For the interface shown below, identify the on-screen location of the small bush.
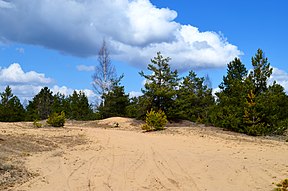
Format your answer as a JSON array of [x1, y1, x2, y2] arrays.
[[33, 120, 42, 128], [47, 111, 65, 127], [273, 178, 288, 191], [142, 109, 168, 131]]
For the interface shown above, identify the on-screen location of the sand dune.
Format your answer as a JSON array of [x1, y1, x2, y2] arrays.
[[1, 118, 287, 191]]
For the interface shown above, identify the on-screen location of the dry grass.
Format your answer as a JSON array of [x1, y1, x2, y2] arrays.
[[0, 124, 87, 190]]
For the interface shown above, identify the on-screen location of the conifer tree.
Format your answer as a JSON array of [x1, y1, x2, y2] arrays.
[[98, 81, 129, 118], [243, 90, 265, 135], [176, 71, 214, 123], [248, 49, 273, 95], [68, 90, 94, 120], [26, 87, 53, 120], [0, 86, 25, 122], [52, 93, 69, 114], [214, 58, 248, 131], [139, 52, 179, 119]]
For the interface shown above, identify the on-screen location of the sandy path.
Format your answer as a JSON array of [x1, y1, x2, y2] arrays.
[[13, 126, 288, 191]]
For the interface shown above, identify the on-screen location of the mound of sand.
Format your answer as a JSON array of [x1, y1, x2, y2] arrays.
[[97, 117, 144, 129]]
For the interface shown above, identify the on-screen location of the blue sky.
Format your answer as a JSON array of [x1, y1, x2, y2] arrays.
[[0, 0, 287, 103]]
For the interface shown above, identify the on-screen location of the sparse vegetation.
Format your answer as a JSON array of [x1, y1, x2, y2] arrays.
[[0, 129, 87, 190]]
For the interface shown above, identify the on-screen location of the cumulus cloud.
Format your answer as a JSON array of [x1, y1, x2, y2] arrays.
[[269, 67, 288, 92], [76, 65, 95, 72], [0, 63, 97, 102], [129, 91, 142, 98], [52, 85, 97, 103], [5, 85, 43, 101], [0, 63, 52, 85], [0, 0, 241, 71]]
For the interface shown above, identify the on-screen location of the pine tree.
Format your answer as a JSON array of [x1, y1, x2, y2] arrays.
[[139, 52, 179, 119], [213, 58, 248, 131], [52, 93, 70, 115], [98, 81, 129, 118], [0, 86, 25, 122], [176, 70, 214, 123], [68, 91, 94, 120], [243, 90, 266, 135], [254, 82, 288, 135], [249, 49, 273, 95], [26, 87, 54, 120]]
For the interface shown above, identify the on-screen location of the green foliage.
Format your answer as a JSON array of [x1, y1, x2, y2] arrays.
[[25, 88, 94, 121], [98, 80, 130, 119], [126, 96, 142, 118], [213, 58, 248, 132], [68, 90, 94, 120], [47, 111, 65, 127], [249, 48, 273, 95], [142, 109, 168, 131], [243, 90, 262, 134], [26, 87, 53, 120], [33, 120, 42, 128], [0, 86, 25, 122], [175, 70, 214, 123], [211, 49, 288, 136], [52, 93, 70, 115], [139, 52, 179, 119], [273, 178, 288, 191]]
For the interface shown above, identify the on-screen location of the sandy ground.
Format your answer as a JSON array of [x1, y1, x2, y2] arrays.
[[1, 118, 288, 191]]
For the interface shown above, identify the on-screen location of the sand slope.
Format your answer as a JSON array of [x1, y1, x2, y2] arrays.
[[1, 119, 287, 191]]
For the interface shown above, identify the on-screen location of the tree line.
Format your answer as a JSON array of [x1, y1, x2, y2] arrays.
[[95, 49, 288, 136], [0, 47, 287, 136], [0, 86, 94, 122]]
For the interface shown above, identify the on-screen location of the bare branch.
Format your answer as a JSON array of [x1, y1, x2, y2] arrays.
[[92, 40, 117, 96]]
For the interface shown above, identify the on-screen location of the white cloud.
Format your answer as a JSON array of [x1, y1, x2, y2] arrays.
[[3, 85, 43, 101], [0, 0, 241, 71], [0, 63, 97, 103], [0, 63, 52, 85], [269, 67, 288, 92], [212, 87, 221, 97], [52, 85, 97, 104], [76, 65, 95, 72], [0, 0, 13, 9], [129, 91, 142, 98]]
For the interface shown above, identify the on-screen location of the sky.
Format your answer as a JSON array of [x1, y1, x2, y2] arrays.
[[0, 0, 288, 104]]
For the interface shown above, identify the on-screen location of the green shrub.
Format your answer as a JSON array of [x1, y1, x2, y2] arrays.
[[33, 120, 42, 128], [142, 109, 168, 131], [244, 123, 267, 136], [273, 119, 288, 135], [273, 178, 288, 191], [47, 111, 65, 127]]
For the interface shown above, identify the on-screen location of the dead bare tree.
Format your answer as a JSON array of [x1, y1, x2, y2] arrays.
[[92, 40, 117, 97]]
